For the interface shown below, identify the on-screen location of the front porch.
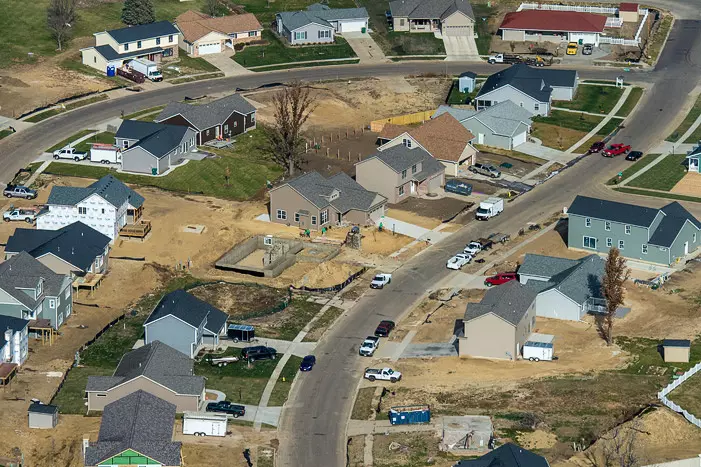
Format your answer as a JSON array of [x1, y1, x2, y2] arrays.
[[409, 19, 440, 32]]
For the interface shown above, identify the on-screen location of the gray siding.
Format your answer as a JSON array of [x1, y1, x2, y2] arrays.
[[669, 220, 700, 264], [464, 119, 514, 149], [534, 289, 582, 321], [476, 86, 549, 116], [145, 315, 198, 358], [0, 302, 29, 321], [121, 147, 162, 174], [287, 23, 335, 45], [28, 412, 57, 429], [115, 137, 138, 150], [551, 86, 574, 101]]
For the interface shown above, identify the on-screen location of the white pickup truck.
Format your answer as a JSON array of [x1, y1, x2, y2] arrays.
[[364, 367, 402, 383], [370, 273, 392, 289], [359, 336, 380, 357], [3, 208, 38, 223], [53, 147, 87, 161]]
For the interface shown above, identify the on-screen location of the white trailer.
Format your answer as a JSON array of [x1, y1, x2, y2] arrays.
[[522, 341, 553, 361], [90, 143, 122, 164], [183, 411, 228, 437], [475, 197, 504, 221]]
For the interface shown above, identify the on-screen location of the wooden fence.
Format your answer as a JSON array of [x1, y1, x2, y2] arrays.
[[658, 362, 701, 428], [370, 110, 436, 132]]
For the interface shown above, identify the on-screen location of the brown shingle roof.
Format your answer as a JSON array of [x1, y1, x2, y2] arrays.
[[379, 123, 412, 141], [176, 11, 263, 43], [407, 113, 475, 163]]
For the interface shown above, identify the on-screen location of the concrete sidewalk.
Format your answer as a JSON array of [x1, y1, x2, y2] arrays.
[[222, 338, 316, 358]]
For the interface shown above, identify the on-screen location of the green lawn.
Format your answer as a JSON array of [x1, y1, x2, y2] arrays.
[[615, 87, 644, 117], [250, 59, 360, 71], [238, 0, 355, 24], [51, 367, 114, 414], [170, 72, 225, 84], [667, 94, 701, 142], [267, 356, 303, 406], [256, 298, 325, 341], [555, 85, 624, 114], [616, 337, 701, 375], [303, 306, 345, 342], [25, 95, 109, 123], [46, 129, 97, 152], [627, 153, 688, 191], [533, 110, 603, 133], [233, 30, 356, 67], [446, 81, 470, 105], [174, 54, 220, 73], [597, 117, 625, 136], [123, 105, 166, 120], [615, 187, 701, 203], [41, 128, 283, 201], [74, 132, 116, 153], [25, 108, 64, 123], [668, 372, 701, 417], [473, 3, 496, 55], [606, 154, 659, 185], [0, 129, 15, 140]]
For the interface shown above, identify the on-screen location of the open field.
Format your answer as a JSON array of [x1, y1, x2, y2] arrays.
[[351, 387, 377, 420], [531, 123, 588, 150], [667, 371, 701, 418], [556, 85, 624, 114], [374, 432, 460, 467], [234, 30, 356, 67], [626, 153, 687, 191], [667, 94, 701, 142]]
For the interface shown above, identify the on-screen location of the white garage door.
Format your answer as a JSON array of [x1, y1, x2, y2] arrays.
[[443, 26, 472, 36], [512, 131, 527, 148], [197, 42, 221, 55], [339, 20, 367, 32]]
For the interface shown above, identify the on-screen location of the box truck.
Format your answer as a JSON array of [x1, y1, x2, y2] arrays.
[[522, 341, 553, 362], [128, 58, 163, 82], [475, 197, 504, 221], [183, 411, 228, 437], [90, 143, 122, 164]]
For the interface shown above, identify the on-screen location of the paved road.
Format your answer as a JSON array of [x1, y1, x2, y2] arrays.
[[277, 17, 701, 467]]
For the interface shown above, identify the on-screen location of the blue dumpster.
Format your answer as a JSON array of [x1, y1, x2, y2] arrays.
[[389, 405, 431, 425], [106, 65, 116, 77], [444, 179, 472, 196]]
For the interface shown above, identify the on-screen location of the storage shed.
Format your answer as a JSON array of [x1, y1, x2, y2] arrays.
[[618, 3, 639, 23], [663, 339, 691, 363], [458, 71, 477, 93], [28, 402, 58, 429]]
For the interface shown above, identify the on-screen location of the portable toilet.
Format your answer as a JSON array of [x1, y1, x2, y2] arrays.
[[458, 71, 477, 93], [106, 65, 116, 77]]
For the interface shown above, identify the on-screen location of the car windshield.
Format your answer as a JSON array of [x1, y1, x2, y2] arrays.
[[303, 357, 314, 363], [373, 276, 383, 281], [477, 208, 489, 214], [386, 369, 394, 375]]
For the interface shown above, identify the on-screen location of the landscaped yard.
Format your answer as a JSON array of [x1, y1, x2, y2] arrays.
[[668, 371, 701, 417], [534, 110, 603, 133], [25, 95, 109, 123], [46, 129, 97, 152], [446, 81, 471, 105], [267, 356, 304, 406], [615, 87, 644, 117], [123, 106, 166, 120], [627, 153, 687, 191], [473, 3, 496, 55], [0, 129, 15, 140], [597, 117, 625, 137], [606, 154, 659, 185], [233, 30, 356, 67], [531, 110, 604, 149], [74, 132, 117, 153], [667, 94, 701, 142], [41, 128, 283, 201], [555, 85, 624, 114]]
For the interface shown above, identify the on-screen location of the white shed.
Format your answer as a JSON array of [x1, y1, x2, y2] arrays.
[[458, 71, 477, 93], [183, 411, 228, 437], [28, 402, 59, 429]]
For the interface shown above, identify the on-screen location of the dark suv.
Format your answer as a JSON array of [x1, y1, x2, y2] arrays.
[[241, 346, 277, 362], [206, 401, 246, 417], [374, 320, 396, 337]]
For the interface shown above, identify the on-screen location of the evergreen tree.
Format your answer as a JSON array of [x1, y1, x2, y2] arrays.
[[121, 0, 155, 26]]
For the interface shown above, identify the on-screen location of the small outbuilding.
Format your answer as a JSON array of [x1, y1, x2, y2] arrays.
[[618, 3, 639, 23], [458, 71, 477, 93], [663, 339, 691, 363], [28, 402, 59, 429]]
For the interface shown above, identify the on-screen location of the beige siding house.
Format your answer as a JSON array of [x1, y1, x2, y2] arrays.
[[389, 0, 475, 37], [459, 281, 537, 360], [176, 10, 263, 57]]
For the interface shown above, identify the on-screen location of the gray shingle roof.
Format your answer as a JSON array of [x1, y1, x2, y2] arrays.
[[93, 44, 163, 62], [519, 254, 604, 305], [306, 5, 369, 21], [5, 222, 110, 272], [283, 171, 386, 213], [156, 94, 256, 131], [454, 443, 549, 467], [28, 402, 58, 415], [86, 341, 204, 395], [46, 175, 145, 209], [477, 63, 553, 103], [277, 4, 368, 30], [518, 254, 581, 278], [390, 0, 474, 20], [277, 11, 332, 30], [567, 195, 660, 227], [649, 202, 701, 247], [364, 145, 444, 183], [117, 120, 192, 159], [0, 252, 69, 309], [105, 21, 180, 44], [0, 316, 30, 348], [433, 105, 478, 122], [145, 289, 228, 335], [84, 390, 181, 467], [464, 280, 537, 326], [467, 101, 533, 137]]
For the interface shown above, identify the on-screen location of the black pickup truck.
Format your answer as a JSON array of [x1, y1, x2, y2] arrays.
[[206, 401, 246, 417]]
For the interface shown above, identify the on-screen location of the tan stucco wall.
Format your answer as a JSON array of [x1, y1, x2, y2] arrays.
[[392, 17, 410, 32], [356, 158, 401, 203], [664, 346, 690, 363], [81, 48, 108, 71], [442, 11, 475, 30], [619, 10, 639, 22], [38, 255, 80, 275], [441, 160, 459, 177], [87, 376, 201, 412], [502, 29, 526, 41], [270, 185, 322, 230], [461, 301, 536, 360]]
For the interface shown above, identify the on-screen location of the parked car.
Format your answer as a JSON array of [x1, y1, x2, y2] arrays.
[[53, 147, 87, 161], [566, 42, 578, 55], [240, 346, 277, 362], [626, 151, 643, 161], [206, 401, 245, 418], [299, 355, 316, 371], [464, 241, 482, 255], [370, 273, 392, 289], [3, 184, 37, 199], [582, 43, 594, 55], [447, 253, 472, 270], [359, 336, 380, 357], [477, 238, 494, 250], [364, 367, 402, 383], [444, 179, 473, 196], [469, 163, 501, 178], [485, 272, 518, 287], [374, 320, 395, 337], [587, 141, 606, 154], [602, 143, 631, 157], [3, 207, 38, 223]]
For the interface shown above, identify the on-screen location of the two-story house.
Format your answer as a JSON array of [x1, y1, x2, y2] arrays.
[[36, 175, 145, 242], [0, 252, 73, 331], [0, 316, 30, 366], [567, 195, 701, 265], [81, 21, 180, 73], [356, 145, 445, 203]]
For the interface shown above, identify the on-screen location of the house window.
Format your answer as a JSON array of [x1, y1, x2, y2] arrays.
[[618, 240, 625, 250], [96, 394, 107, 397], [311, 216, 317, 225], [642, 244, 648, 254], [401, 169, 407, 179], [123, 140, 129, 149], [79, 207, 87, 215], [400, 19, 405, 26], [249, 31, 257, 37], [294, 212, 300, 222], [101, 208, 105, 214], [320, 210, 328, 224], [206, 129, 210, 136], [399, 185, 405, 196], [403, 138, 412, 148], [251, 114, 256, 123], [156, 37, 161, 45], [583, 236, 597, 249], [411, 164, 417, 174], [124, 43, 129, 51], [49, 299, 56, 309], [94, 56, 97, 63], [169, 35, 174, 42], [234, 121, 238, 127], [534, 103, 540, 111], [137, 40, 142, 49], [318, 30, 330, 39], [37, 281, 43, 296], [694, 233, 697, 243], [625, 225, 631, 235], [295, 31, 308, 40], [276, 209, 287, 220], [605, 221, 611, 231], [520, 102, 523, 107], [224, 124, 229, 133], [65, 287, 70, 299], [606, 237, 612, 247], [585, 217, 591, 227], [162, 48, 173, 57]]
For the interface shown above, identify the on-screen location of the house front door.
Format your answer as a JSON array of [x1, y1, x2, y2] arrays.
[[690, 157, 699, 172], [685, 241, 689, 255], [410, 181, 417, 193], [478, 133, 484, 144]]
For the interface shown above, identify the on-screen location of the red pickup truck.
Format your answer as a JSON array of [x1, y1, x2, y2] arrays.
[[484, 272, 518, 287], [602, 144, 631, 157]]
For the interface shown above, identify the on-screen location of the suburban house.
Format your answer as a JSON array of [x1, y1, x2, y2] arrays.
[[377, 113, 477, 176], [37, 175, 145, 241], [175, 10, 263, 56], [155, 94, 256, 145], [84, 390, 181, 467], [81, 21, 180, 73], [686, 143, 701, 173], [518, 253, 606, 321], [276, 4, 369, 45], [499, 10, 607, 46], [356, 145, 445, 203], [434, 101, 533, 150], [144, 290, 228, 358], [389, 0, 475, 37], [0, 252, 73, 330], [269, 171, 387, 230], [476, 63, 579, 116], [85, 341, 205, 412], [5, 222, 111, 276], [459, 280, 537, 360], [567, 195, 701, 265], [454, 443, 550, 467], [115, 120, 198, 175], [0, 316, 30, 366]]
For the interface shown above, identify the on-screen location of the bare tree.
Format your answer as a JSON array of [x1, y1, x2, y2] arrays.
[[47, 0, 76, 51], [600, 247, 630, 345], [263, 81, 316, 176], [584, 420, 648, 467], [202, 0, 219, 17]]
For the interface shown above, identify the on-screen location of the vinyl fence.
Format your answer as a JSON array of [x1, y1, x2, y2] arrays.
[[518, 3, 618, 14], [370, 110, 436, 132], [658, 362, 701, 428]]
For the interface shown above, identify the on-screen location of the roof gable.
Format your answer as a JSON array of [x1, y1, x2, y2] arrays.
[[404, 113, 475, 162], [105, 21, 180, 44], [145, 289, 228, 331], [279, 171, 386, 213], [477, 64, 555, 103], [0, 252, 68, 308], [155, 94, 256, 130], [176, 11, 263, 43], [464, 281, 536, 326], [567, 195, 660, 227], [46, 175, 145, 209]]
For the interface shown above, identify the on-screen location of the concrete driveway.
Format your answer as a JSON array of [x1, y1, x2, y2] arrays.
[[342, 32, 386, 63], [442, 35, 479, 60], [401, 342, 458, 358], [515, 141, 569, 161]]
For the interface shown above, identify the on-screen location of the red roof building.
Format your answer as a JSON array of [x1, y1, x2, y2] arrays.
[[499, 10, 608, 46], [618, 3, 639, 12]]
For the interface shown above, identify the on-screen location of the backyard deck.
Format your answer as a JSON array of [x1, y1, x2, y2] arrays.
[[120, 220, 152, 240]]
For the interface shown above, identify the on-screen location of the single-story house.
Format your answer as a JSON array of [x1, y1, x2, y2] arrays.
[[0, 315, 30, 366], [5, 222, 111, 276], [618, 3, 640, 23], [37, 175, 145, 242], [499, 10, 607, 46], [28, 403, 59, 429], [115, 120, 197, 175], [459, 280, 537, 360], [567, 195, 701, 265], [81, 20, 180, 73], [269, 171, 387, 230], [85, 341, 205, 412], [84, 390, 181, 467], [276, 3, 369, 45], [434, 101, 533, 150], [175, 10, 263, 57], [378, 113, 477, 176], [454, 443, 550, 467], [389, 0, 475, 37], [155, 94, 256, 146], [144, 290, 228, 358], [685, 144, 701, 173], [356, 145, 445, 204], [519, 253, 606, 321]]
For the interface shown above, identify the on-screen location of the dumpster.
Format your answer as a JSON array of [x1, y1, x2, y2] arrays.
[[227, 324, 255, 343], [444, 179, 472, 196], [389, 405, 431, 425]]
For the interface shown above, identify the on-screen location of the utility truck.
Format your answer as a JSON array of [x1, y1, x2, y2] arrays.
[[128, 58, 163, 82], [475, 197, 504, 221]]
